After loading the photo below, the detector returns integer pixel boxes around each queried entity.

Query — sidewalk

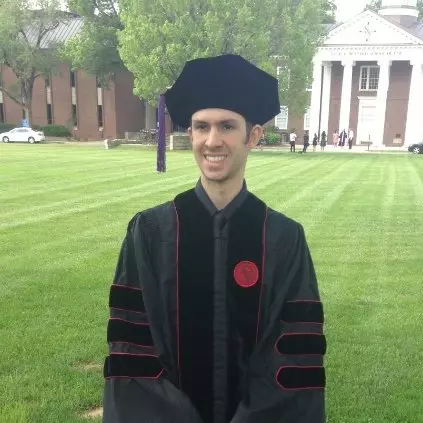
[254,144,409,154]
[42,139,410,154]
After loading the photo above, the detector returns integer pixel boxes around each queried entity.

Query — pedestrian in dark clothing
[312,133,318,152]
[320,131,327,152]
[303,131,310,153]
[339,129,347,148]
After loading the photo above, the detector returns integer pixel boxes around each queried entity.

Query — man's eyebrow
[192,119,239,125]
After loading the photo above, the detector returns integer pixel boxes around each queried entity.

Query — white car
[1,127,45,144]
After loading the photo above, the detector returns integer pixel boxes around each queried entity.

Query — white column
[374,60,392,147]
[404,60,423,147]
[320,62,332,134]
[145,102,157,130]
[338,60,355,135]
[309,58,323,136]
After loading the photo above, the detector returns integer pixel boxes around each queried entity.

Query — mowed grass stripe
[293,156,371,231]
[249,154,342,203]
[1,151,193,199]
[1,155,285,223]
[1,164,196,218]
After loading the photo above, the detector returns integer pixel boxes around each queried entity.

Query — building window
[47,104,53,125]
[360,66,380,91]
[0,103,4,123]
[97,105,103,128]
[72,104,78,128]
[275,106,289,130]
[304,107,311,130]
[70,71,76,87]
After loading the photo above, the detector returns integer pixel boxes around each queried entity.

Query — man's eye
[223,124,234,131]
[195,124,207,131]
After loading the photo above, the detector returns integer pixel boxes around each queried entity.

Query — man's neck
[200,176,244,211]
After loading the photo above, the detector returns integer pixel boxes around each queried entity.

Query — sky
[335,0,373,22]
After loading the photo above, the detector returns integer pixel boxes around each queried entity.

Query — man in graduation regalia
[102,54,326,423]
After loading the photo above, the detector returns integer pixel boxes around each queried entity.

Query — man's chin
[201,170,229,183]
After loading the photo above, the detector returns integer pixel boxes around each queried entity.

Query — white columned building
[302,0,423,147]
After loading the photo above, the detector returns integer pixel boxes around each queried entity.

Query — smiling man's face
[188,108,262,185]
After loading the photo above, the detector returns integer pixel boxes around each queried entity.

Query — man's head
[188,108,262,184]
[165,54,279,185]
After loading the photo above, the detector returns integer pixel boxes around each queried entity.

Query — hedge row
[0,123,71,137]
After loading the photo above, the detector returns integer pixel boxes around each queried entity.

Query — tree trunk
[22,80,34,127]
[23,106,31,126]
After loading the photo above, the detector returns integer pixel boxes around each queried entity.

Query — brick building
[0,14,168,140]
[0,62,151,140]
[275,0,423,147]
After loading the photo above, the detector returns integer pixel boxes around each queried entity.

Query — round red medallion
[233,261,259,288]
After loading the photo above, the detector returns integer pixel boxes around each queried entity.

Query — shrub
[0,123,17,132]
[265,124,280,134]
[41,125,71,137]
[265,133,280,145]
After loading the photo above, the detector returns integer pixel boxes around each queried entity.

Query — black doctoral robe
[103,183,326,423]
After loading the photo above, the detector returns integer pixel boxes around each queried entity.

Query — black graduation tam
[165,54,280,128]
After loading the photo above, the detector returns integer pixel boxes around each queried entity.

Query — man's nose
[205,127,223,148]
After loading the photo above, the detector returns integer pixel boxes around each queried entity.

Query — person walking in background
[289,129,297,153]
[333,130,339,147]
[312,133,318,152]
[339,129,347,148]
[320,131,327,152]
[348,128,354,150]
[302,130,310,153]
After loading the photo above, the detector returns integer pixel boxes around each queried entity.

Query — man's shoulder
[266,207,304,247]
[126,201,176,234]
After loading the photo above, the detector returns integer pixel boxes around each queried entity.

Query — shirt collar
[194,179,248,220]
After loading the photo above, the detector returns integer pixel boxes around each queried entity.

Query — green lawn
[0,144,422,423]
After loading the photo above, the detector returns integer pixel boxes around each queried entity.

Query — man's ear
[247,125,263,150]
[188,127,193,142]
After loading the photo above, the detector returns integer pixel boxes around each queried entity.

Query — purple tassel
[156,94,166,173]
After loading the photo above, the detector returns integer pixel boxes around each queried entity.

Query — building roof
[390,19,423,40]
[324,22,342,33]
[23,14,83,48]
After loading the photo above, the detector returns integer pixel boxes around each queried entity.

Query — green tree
[63,0,328,116]
[364,0,382,11]
[322,0,337,24]
[0,0,65,124]
[118,0,326,116]
[63,0,123,84]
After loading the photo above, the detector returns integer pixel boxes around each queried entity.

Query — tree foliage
[64,0,331,116]
[0,0,66,124]
[63,0,123,83]
[322,0,337,24]
[118,0,327,115]
[365,0,382,11]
